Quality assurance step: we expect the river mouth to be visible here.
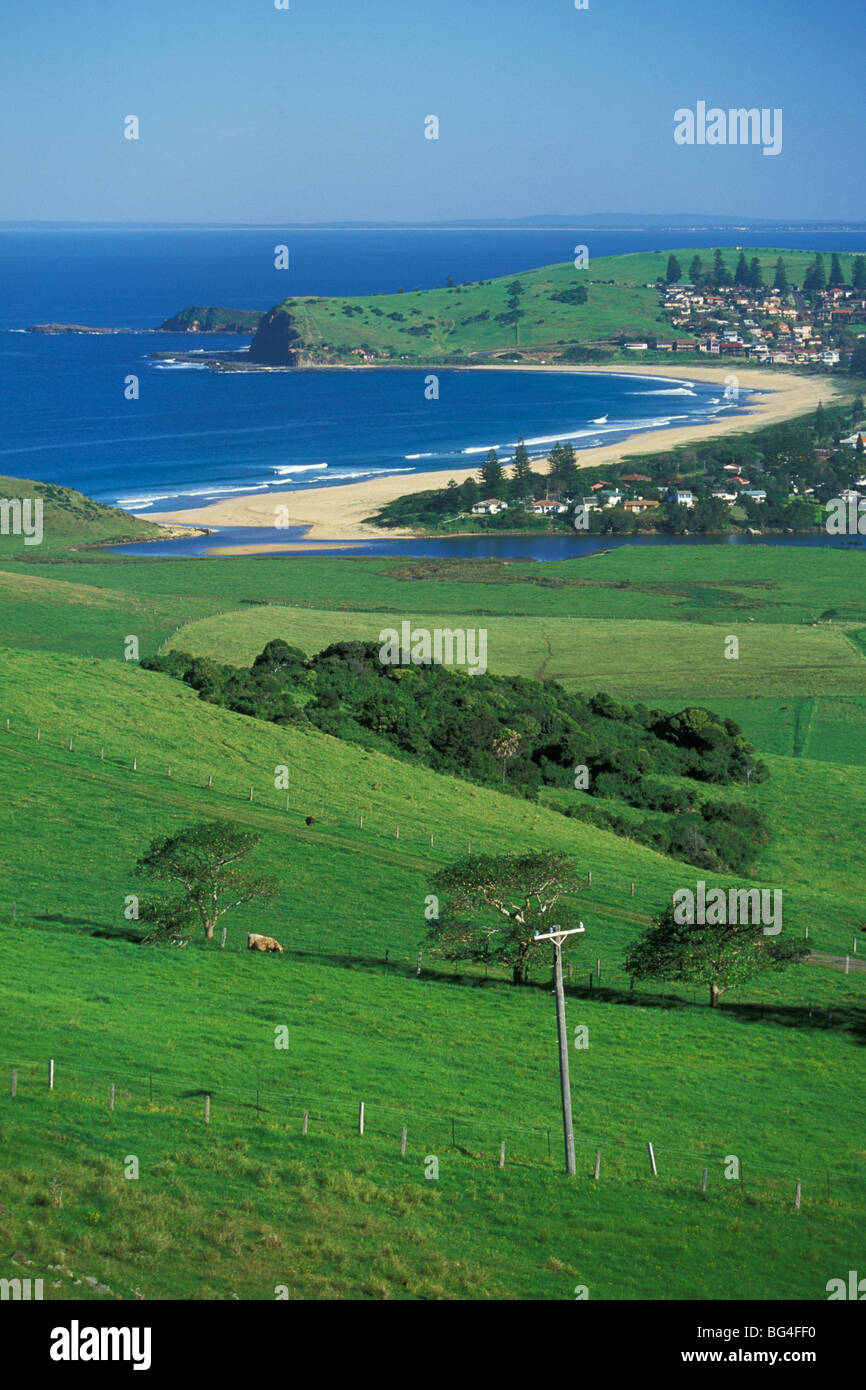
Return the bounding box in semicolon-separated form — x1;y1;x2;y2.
108;528;866;561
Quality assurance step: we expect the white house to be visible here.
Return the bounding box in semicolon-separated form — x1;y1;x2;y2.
530;498;568;514
741;489;767;503
671;489;695;508
471;498;508;515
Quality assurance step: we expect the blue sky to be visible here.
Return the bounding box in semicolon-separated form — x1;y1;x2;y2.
1;0;863;223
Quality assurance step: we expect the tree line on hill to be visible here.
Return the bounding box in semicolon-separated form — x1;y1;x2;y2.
664;249;866;297
143;640;767;874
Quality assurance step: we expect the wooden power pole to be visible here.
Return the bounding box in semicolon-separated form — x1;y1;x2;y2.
534;922;584;1176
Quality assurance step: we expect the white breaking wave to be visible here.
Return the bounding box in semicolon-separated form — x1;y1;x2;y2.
404;452;438;459
270;463;329;474
590;415;608;424
152;361;209;370
634;387;697;397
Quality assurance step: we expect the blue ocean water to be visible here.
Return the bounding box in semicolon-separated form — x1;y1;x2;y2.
0;227;860;514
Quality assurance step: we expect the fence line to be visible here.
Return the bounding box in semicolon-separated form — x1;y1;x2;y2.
6;1056;865;1200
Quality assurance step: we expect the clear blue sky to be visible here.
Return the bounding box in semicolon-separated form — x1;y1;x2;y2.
1;0;863;223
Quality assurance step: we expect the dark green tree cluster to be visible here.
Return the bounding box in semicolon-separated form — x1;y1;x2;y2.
145;645;767;873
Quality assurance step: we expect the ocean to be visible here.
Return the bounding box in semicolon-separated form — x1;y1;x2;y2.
0;226;860;519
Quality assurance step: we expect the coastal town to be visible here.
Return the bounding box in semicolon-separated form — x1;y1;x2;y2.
639;251;866;368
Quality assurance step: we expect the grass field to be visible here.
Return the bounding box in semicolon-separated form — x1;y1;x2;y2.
254;247;854;363
1;515;865;1301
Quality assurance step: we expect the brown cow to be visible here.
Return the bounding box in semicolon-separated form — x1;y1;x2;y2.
247;933;283;954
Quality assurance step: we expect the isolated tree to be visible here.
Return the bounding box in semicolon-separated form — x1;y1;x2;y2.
480;448;505;495
734;252;750;286
851;393;865;426
627;903;806;1008
491;729;521;784
852;256;866;295
666;254;683;284
814;402;828;441
773;257;789;293
829;253;845;288
135;822;278;943
425;851;583;984
689;254;704;287
749;257;763;290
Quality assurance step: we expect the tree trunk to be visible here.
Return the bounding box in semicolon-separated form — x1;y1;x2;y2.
709;982;720;1008
205;919;216;940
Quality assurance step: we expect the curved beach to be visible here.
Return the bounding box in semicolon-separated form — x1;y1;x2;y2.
149;365;843;545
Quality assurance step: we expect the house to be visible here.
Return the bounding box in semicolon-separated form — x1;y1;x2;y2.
840;434;866;449
671;489;695;508
624;342;649;351
471;498;508;515
623;498;661;513
530;498;567;514
579;495;601;513
741;490;767;503
711;489;738;503
598;489;624;508
620;473;651;485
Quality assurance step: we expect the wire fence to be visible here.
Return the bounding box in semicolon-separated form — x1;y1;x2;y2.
6;1055;865;1211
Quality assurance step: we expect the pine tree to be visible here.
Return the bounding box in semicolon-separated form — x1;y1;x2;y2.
666;254;683;284
829;253;845;288
510;438;534;498
734;252;750;286
712;249;731;288
749;257;763;290
851;393;865;427
852;257;866;295
557;443;580;496
689;255;704;287
773;257;789;293
479;448;504;495
814;402;827;441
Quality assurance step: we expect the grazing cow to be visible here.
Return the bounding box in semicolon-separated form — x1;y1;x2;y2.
247;933;283;954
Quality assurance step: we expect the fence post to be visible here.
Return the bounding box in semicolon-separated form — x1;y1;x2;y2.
249;787;254;802
167;766;171;778
205;1094;211;1125
630;881;634;897
302;1110;309;1136
416;951;422;977
467;840;471;857
109;1083;115;1112
359;813;363;830
48;1059;54;1091
587;870;592;887
845;956;850;975
647;1141;657;1176
795;1181;802;1210
401;1126;407;1156
11;1068;17;1098
100;747;104;761
36;728;40;741
594;1150;601;1180
701;1167;708;1192
132;756;137;771
499;1141;506;1169
220;926;227;950
358;1101;365;1135
207;774;213;789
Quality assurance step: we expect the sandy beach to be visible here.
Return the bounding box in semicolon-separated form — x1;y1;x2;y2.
149;364;842;544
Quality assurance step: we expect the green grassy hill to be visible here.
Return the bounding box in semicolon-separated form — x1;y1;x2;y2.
1;646;864;1301
1;512;865;1301
248;247;849;364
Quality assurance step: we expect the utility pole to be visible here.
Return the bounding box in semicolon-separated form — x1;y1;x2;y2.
534;922;585;1176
